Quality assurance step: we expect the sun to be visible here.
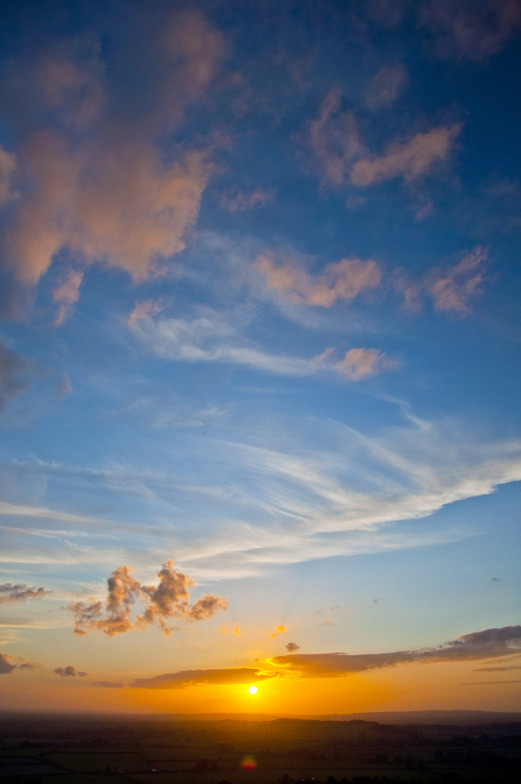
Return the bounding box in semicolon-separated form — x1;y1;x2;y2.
248;685;258;695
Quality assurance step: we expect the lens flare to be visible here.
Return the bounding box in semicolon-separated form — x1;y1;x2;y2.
241;755;257;770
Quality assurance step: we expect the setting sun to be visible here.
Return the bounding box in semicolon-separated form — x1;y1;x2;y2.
248;685;258;696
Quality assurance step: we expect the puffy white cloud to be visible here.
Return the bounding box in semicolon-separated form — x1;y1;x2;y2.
70;560;228;637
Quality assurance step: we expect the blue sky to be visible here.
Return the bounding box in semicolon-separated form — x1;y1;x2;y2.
1;0;520;714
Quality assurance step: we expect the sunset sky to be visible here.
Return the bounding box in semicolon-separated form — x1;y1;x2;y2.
1;0;521;717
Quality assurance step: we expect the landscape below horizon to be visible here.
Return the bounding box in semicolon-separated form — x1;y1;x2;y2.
1;711;521;784
1;0;521;721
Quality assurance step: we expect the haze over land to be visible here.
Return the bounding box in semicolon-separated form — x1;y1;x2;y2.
0;0;520;717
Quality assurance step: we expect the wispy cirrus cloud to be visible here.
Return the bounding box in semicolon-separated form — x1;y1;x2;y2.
3;413;521;580
130;309;314;377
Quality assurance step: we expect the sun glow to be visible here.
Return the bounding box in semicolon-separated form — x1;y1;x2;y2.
248;685;258;695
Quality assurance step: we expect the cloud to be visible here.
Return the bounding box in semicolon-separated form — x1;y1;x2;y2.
0;583;51;604
7;135;212;288
0;653;16;674
396;246;489;317
5;415;521;577
307;89;460;190
18;660;41;670
366;65;409;110
69;560;228;637
0;8;224;316
128;299;166;326
129;625;521;689
92;681;124;688
418;0;521;61
131;667;276;689
463;679;521;686
54;665;88;677
0;145;17;204
0;653;40;673
473;665;521;672
307;89;362;186
272;625;521;677
219;187;275;212
270;625;287;638
351;124;461;187
219;623;242;636
427;246;489;316
333;348;398;381
286;642;300;652
0;343;32;412
131;309;314;377
254;254;381;307
52;268;84;326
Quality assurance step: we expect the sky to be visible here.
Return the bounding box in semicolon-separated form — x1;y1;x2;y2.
1;0;521;717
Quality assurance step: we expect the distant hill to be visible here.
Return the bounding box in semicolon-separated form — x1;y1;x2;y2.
161;710;521;725
299;710;521;725
2;708;521;726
